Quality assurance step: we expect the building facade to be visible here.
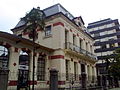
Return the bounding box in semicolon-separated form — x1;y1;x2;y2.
0;4;97;90
87;18;120;76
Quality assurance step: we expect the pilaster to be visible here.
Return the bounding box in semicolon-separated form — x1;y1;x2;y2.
8;47;20;89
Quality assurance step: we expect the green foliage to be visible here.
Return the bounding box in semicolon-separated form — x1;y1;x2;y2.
21;7;46;40
22;7;46;31
108;48;120;77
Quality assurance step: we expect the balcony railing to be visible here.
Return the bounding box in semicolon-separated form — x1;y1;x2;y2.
65;42;96;59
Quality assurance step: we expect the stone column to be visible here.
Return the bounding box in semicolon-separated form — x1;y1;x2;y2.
8;47;20;90
89;65;93;83
93;66;97;83
87;65;90;82
34;53;39;83
49;50;66;89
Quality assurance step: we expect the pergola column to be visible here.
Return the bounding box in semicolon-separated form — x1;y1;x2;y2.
8;47;20;90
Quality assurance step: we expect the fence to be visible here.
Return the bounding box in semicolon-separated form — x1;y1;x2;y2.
0;69;9;90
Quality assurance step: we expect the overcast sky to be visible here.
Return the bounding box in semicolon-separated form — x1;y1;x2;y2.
0;0;120;33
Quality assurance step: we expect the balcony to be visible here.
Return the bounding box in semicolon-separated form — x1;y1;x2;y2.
64;42;96;60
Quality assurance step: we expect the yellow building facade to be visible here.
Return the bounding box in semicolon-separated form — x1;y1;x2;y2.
0;4;97;90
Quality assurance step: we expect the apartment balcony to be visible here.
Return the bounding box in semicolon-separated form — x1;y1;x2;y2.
64;42;96;60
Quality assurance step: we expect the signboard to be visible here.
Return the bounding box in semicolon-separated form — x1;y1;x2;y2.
0;56;8;60
19;65;28;70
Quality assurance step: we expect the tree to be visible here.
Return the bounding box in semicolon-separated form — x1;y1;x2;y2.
21;7;46;90
108;48;120;77
108;48;120;87
22;7;46;39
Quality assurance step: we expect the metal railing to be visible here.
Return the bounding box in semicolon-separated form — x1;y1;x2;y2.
65;42;96;59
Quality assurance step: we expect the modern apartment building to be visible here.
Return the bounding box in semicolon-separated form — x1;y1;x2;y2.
87;18;120;75
0;4;97;90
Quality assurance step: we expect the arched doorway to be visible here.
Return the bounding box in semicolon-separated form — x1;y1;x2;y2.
17;51;30;90
0;45;9;90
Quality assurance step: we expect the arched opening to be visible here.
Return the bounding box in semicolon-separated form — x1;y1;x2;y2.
17;50;30;90
0;46;9;69
0;45;9;90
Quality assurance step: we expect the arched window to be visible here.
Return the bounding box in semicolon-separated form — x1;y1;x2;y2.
0;46;9;69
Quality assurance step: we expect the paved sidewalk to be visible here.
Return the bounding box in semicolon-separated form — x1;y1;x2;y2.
109;88;120;90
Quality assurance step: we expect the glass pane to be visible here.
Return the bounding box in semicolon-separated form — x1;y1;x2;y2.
0;46;9;69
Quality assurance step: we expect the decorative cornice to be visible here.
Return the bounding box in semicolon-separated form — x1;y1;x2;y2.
53;22;64;27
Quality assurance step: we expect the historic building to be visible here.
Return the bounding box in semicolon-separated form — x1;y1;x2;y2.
87;18;120;82
0;4;97;90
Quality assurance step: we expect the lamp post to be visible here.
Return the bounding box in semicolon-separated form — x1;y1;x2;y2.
22;7;45;90
32;23;36;90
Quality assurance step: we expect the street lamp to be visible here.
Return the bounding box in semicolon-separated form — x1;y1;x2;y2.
22;7;45;90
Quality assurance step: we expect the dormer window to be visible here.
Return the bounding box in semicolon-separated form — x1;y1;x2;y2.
78;22;81;26
18;34;22;37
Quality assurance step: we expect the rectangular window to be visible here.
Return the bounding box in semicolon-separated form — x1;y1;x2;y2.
90;45;93;54
99;25;105;29
81;64;85;73
106;24;112;28
45;25;52;36
88;29;93;32
65;30;68;48
79;39;82;49
101;45;107;49
100;32;106;36
37;56;46;81
108;30;114;34
86;42;88;51
94;33;100;37
109;43;115;48
66;60;69;80
74;62;77;80
109;38;114;41
78;22;81;26
100;38;108;42
73;35;76;45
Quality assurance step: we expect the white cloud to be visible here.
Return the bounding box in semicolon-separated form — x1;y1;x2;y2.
0;0;120;32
